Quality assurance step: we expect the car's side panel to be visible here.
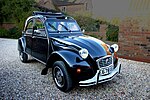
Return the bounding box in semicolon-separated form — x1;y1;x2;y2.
25;34;32;54
32;36;48;63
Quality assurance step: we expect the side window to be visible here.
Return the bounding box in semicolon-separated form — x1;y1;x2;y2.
26;20;33;35
34;19;46;37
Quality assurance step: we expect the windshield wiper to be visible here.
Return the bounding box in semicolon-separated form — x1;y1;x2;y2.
48;23;59;33
59;23;71;32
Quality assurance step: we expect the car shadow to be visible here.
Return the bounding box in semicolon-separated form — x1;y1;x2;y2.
27;59;38;63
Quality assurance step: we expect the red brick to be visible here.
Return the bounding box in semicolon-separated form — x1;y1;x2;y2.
119;19;150;63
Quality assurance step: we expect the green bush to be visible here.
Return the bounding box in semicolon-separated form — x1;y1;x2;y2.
73;15;99;32
106;24;119;42
0;28;9;38
0;27;21;39
9;27;21;39
1;0;37;38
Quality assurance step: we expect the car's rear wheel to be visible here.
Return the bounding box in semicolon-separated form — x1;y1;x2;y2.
19;51;28;63
52;61;73;92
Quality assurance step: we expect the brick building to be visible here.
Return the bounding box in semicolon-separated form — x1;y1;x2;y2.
37;0;92;14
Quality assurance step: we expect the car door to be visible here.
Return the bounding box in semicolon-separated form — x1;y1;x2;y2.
32;18;48;63
24;19;34;54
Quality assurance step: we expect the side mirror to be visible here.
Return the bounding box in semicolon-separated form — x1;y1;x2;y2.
82;29;85;33
34;30;41;34
111;44;119;52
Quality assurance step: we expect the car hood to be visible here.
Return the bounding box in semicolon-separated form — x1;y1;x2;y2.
54;35;111;59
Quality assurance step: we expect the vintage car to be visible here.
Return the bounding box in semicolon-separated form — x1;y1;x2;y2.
18;11;121;92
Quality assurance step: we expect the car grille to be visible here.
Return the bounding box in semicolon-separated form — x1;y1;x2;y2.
96;55;113;69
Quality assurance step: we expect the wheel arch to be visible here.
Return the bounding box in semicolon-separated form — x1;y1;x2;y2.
46;51;72;69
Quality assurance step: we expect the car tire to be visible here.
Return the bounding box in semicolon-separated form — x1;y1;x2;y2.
19;51;28;63
52;61;73;92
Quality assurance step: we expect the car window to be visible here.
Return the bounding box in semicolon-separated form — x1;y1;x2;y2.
35;19;45;29
34;19;46;37
26;20;33;35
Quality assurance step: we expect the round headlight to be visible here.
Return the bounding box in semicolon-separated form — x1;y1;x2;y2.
111;44;119;52
79;48;88;59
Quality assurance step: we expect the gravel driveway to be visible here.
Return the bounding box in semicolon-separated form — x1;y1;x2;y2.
0;38;150;100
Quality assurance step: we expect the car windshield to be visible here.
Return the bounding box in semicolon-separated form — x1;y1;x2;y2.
45;19;81;33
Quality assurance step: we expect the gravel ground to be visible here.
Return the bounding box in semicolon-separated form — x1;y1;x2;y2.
0;38;150;100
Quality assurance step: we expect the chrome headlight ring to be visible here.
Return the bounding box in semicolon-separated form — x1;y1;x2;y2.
79;48;89;59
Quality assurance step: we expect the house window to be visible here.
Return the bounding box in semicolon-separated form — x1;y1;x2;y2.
62;6;66;12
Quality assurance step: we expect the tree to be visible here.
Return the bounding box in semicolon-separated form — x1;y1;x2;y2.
0;0;5;24
1;0;37;29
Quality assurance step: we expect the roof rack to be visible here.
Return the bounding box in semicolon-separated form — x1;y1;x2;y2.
32;11;65;18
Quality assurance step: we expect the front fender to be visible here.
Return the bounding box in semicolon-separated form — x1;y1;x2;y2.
46;50;95;81
47;50;90;68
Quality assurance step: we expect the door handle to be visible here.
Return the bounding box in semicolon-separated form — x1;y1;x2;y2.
32;36;36;38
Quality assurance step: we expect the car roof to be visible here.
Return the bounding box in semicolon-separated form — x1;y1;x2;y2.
24;11;75;31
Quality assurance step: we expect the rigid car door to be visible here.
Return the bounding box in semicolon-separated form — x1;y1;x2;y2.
32;19;48;63
24;19;33;54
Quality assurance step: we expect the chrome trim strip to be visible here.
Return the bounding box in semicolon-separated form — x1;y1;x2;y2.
32;56;46;65
79;62;121;86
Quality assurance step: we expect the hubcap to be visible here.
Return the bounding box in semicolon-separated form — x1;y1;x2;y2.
53;66;65;87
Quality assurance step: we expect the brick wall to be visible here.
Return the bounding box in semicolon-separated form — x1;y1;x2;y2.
118;19;150;63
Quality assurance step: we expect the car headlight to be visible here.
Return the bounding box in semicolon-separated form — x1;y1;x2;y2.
111;44;119;52
79;48;88;59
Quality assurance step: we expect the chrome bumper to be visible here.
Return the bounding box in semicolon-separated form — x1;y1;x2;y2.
79;62;121;86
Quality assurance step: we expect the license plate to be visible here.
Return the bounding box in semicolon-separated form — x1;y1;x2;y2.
100;68;109;75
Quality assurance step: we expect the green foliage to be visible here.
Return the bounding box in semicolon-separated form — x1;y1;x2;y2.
0;27;21;39
9;27;21;39
73;14;119;42
0;28;9;38
0;0;38;38
73;15;100;32
106;24;119;42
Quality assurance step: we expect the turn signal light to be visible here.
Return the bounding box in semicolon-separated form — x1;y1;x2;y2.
77;68;81;73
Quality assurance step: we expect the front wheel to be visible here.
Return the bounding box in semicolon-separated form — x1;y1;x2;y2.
19;51;28;63
52;61;73;92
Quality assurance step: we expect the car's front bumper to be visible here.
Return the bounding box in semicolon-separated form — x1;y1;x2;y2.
79;62;121;86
